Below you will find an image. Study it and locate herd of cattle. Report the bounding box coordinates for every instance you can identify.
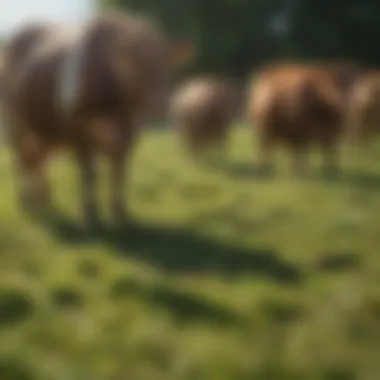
[0,10,378,228]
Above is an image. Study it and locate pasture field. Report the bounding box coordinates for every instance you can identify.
[0,126,379,380]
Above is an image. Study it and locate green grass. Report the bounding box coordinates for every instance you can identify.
[0,126,379,379]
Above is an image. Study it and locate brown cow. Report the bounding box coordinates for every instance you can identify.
[245,61,359,176]
[346,69,380,142]
[170,75,240,159]
[1,11,194,228]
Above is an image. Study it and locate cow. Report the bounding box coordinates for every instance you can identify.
[1,11,195,228]
[170,75,240,160]
[346,69,380,143]
[245,61,360,176]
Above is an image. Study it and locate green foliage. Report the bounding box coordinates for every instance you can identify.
[0,127,380,379]
[100,0,380,76]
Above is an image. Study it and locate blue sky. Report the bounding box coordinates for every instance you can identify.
[0,0,95,36]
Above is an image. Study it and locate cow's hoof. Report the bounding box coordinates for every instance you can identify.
[20,192,51,218]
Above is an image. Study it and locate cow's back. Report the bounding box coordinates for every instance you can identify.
[172,76,237,126]
[246,63,345,144]
[3,22,57,87]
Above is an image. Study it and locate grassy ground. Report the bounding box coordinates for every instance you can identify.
[0,126,379,380]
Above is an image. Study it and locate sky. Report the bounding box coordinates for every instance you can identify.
[0,0,95,36]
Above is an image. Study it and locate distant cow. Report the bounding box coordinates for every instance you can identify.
[1,11,194,228]
[170,76,240,158]
[346,69,380,142]
[245,61,359,176]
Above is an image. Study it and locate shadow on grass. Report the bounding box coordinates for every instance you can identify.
[307,168,380,192]
[0,358,35,380]
[314,251,360,273]
[225,161,380,191]
[50,287,86,310]
[224,162,343,182]
[110,277,242,326]
[343,170,380,190]
[0,290,34,328]
[35,210,303,285]
[208,161,275,180]
[261,300,306,325]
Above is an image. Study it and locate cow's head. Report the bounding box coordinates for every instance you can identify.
[107,12,196,116]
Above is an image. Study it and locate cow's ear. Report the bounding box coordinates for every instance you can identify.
[170,41,196,68]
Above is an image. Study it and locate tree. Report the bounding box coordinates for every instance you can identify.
[100,0,380,77]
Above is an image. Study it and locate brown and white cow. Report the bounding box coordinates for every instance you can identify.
[1,11,194,228]
[245,61,360,176]
[170,75,240,159]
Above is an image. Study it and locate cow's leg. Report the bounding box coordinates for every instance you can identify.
[216,127,229,163]
[290,143,309,178]
[321,139,339,178]
[74,148,100,229]
[182,123,210,163]
[108,123,137,227]
[257,131,275,174]
[187,137,205,163]
[14,133,51,213]
[187,138,199,158]
[110,152,128,226]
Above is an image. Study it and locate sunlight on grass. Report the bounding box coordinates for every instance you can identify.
[0,126,379,379]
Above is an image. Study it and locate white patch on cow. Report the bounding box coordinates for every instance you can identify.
[56,27,87,116]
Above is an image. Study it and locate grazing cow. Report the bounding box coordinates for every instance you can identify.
[170,76,240,158]
[1,11,194,228]
[346,69,380,142]
[245,61,359,176]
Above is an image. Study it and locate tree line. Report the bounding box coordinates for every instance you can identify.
[101,0,380,78]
